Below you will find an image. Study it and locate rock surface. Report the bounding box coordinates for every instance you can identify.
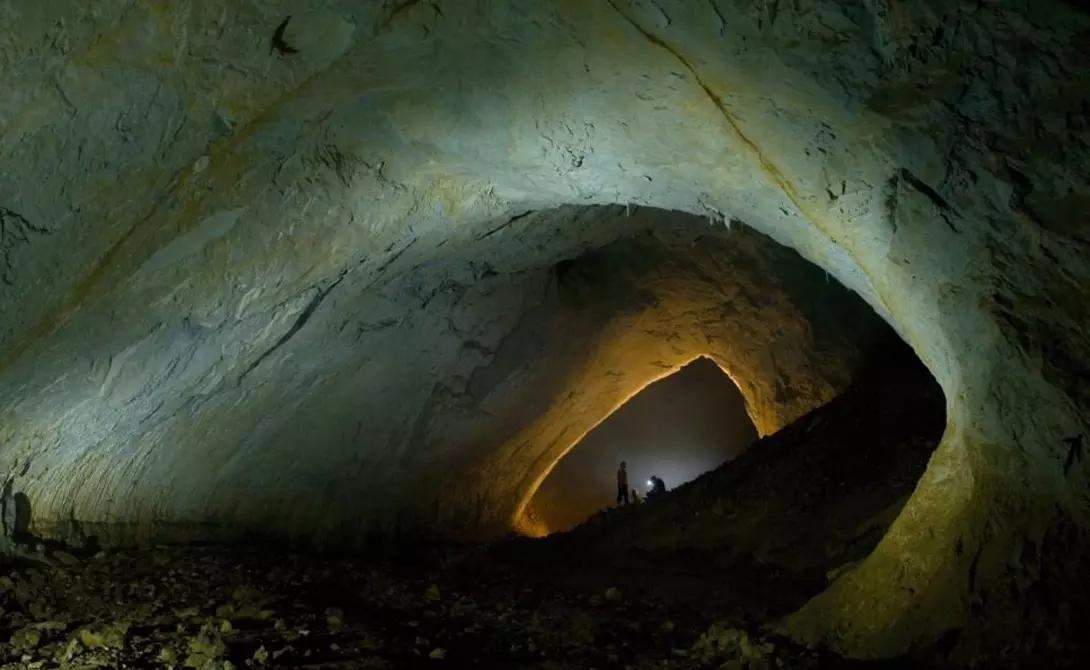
[511,338,946,625]
[0,543,862,670]
[0,208,883,547]
[0,356,942,668]
[0,0,1088,660]
[0,351,1066,669]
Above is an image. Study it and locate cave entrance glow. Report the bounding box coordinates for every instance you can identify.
[524,357,757,535]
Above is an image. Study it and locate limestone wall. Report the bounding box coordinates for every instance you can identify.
[1,0,1087,658]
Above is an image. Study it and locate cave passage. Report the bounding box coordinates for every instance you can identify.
[0,199,955,667]
[2,0,1088,666]
[525,357,758,535]
[0,200,955,668]
[511,336,948,627]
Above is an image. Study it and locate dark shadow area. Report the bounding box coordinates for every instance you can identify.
[1,485,99,570]
[1,482,33,549]
[526,357,758,534]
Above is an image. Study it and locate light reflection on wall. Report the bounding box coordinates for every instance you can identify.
[525,357,757,534]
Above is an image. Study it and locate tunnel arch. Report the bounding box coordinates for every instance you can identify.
[513,353,759,538]
[518,353,760,537]
[0,0,1086,662]
[399,210,896,535]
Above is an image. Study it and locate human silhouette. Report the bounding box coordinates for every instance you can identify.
[616,462,629,506]
[647,475,667,500]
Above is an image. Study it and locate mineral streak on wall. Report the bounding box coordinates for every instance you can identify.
[0,0,1088,659]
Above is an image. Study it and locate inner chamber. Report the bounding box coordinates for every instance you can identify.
[525,357,758,535]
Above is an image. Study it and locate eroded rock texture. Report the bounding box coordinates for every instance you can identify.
[0,206,881,546]
[1,0,1088,660]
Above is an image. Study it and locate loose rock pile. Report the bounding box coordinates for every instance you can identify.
[0,544,899,669]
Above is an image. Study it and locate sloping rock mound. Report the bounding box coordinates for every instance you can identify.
[498,338,944,624]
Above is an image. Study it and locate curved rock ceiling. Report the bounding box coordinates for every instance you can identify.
[1,0,1088,660]
[2,204,883,544]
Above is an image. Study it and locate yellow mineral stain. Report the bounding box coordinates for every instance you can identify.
[421,174,470,218]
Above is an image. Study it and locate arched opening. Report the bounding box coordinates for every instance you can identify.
[505,334,946,626]
[524,356,758,535]
[1,0,1087,666]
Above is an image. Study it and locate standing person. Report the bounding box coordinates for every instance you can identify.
[616,462,629,506]
[647,475,667,500]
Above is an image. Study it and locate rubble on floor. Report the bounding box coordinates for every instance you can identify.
[0,543,909,669]
[0,342,943,668]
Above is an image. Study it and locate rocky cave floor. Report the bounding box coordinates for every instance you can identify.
[0,343,949,669]
[0,540,917,670]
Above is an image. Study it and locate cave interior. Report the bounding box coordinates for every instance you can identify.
[1,0,1089,668]
[526,356,758,536]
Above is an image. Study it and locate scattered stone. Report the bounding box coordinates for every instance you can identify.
[28,598,50,619]
[0,543,825,668]
[185,630,226,668]
[251,645,269,665]
[76,622,129,650]
[52,550,83,567]
[233,603,267,620]
[10,626,42,653]
[691,625,778,668]
[31,620,66,632]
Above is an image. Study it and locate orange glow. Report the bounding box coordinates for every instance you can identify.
[511,353,749,533]
[514,512,550,538]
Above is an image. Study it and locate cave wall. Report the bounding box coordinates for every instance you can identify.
[0,0,1088,659]
[0,205,884,548]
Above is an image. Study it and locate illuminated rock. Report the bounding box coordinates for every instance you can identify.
[0,0,1086,659]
